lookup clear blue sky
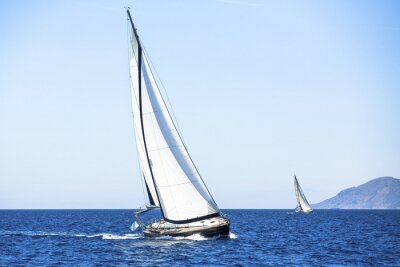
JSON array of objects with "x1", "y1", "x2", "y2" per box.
[{"x1": 1, "y1": 0, "x2": 399, "y2": 209}]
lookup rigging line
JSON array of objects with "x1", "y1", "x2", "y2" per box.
[
  {"x1": 129, "y1": 79, "x2": 151, "y2": 162},
  {"x1": 137, "y1": 42, "x2": 165, "y2": 218},
  {"x1": 127, "y1": 17, "x2": 139, "y2": 66},
  {"x1": 127, "y1": 16, "x2": 146, "y2": 205},
  {"x1": 136, "y1": 110, "x2": 170, "y2": 116},
  {"x1": 142, "y1": 53, "x2": 218, "y2": 196},
  {"x1": 141, "y1": 44, "x2": 187, "y2": 145},
  {"x1": 128, "y1": 12, "x2": 220, "y2": 214},
  {"x1": 140, "y1": 40, "x2": 219, "y2": 211},
  {"x1": 296, "y1": 178, "x2": 307, "y2": 202},
  {"x1": 128, "y1": 10, "x2": 165, "y2": 216},
  {"x1": 150, "y1": 111, "x2": 181, "y2": 220},
  {"x1": 147, "y1": 145, "x2": 186, "y2": 152},
  {"x1": 128, "y1": 48, "x2": 154, "y2": 163},
  {"x1": 157, "y1": 180, "x2": 196, "y2": 187},
  {"x1": 143, "y1": 61, "x2": 180, "y2": 220},
  {"x1": 128, "y1": 64, "x2": 149, "y2": 159}
]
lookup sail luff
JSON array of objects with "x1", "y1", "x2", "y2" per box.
[
  {"x1": 137, "y1": 43, "x2": 166, "y2": 217},
  {"x1": 132, "y1": 126, "x2": 159, "y2": 206},
  {"x1": 128, "y1": 9, "x2": 162, "y2": 211}
]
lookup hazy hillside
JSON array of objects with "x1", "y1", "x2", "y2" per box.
[{"x1": 313, "y1": 177, "x2": 400, "y2": 209}]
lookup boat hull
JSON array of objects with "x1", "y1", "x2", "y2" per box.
[{"x1": 143, "y1": 217, "x2": 230, "y2": 238}]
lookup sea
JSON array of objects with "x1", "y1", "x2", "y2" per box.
[{"x1": 1, "y1": 209, "x2": 399, "y2": 266}]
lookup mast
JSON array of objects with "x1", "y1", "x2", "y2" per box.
[
  {"x1": 127, "y1": 9, "x2": 140, "y2": 45},
  {"x1": 127, "y1": 8, "x2": 220, "y2": 224},
  {"x1": 127, "y1": 8, "x2": 164, "y2": 217}
]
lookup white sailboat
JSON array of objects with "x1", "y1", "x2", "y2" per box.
[
  {"x1": 126, "y1": 9, "x2": 230, "y2": 237},
  {"x1": 294, "y1": 175, "x2": 313, "y2": 213}
]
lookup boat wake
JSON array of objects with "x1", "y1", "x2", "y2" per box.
[
  {"x1": 157, "y1": 233, "x2": 208, "y2": 241},
  {"x1": 77, "y1": 233, "x2": 142, "y2": 240},
  {"x1": 153, "y1": 232, "x2": 237, "y2": 241},
  {"x1": 0, "y1": 231, "x2": 141, "y2": 240},
  {"x1": 0, "y1": 231, "x2": 69, "y2": 237},
  {"x1": 0, "y1": 230, "x2": 236, "y2": 241},
  {"x1": 229, "y1": 232, "x2": 238, "y2": 239}
]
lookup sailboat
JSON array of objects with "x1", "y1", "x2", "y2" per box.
[
  {"x1": 126, "y1": 9, "x2": 230, "y2": 237},
  {"x1": 294, "y1": 175, "x2": 313, "y2": 213}
]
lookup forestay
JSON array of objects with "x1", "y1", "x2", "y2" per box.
[{"x1": 128, "y1": 11, "x2": 220, "y2": 223}]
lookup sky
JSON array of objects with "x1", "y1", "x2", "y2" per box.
[{"x1": 1, "y1": 0, "x2": 399, "y2": 209}]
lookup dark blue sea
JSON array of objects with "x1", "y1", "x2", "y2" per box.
[{"x1": 1, "y1": 210, "x2": 399, "y2": 266}]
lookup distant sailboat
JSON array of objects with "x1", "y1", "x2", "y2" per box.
[
  {"x1": 294, "y1": 175, "x2": 313, "y2": 213},
  {"x1": 126, "y1": 9, "x2": 230, "y2": 237}
]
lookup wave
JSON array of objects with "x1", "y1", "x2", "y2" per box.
[
  {"x1": 0, "y1": 231, "x2": 236, "y2": 241},
  {"x1": 153, "y1": 232, "x2": 237, "y2": 241},
  {"x1": 83, "y1": 233, "x2": 142, "y2": 240},
  {"x1": 0, "y1": 231, "x2": 141, "y2": 240},
  {"x1": 0, "y1": 231, "x2": 69, "y2": 237},
  {"x1": 167, "y1": 233, "x2": 208, "y2": 241},
  {"x1": 229, "y1": 232, "x2": 238, "y2": 239}
]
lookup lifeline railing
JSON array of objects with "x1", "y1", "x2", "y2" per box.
[{"x1": 134, "y1": 205, "x2": 158, "y2": 229}]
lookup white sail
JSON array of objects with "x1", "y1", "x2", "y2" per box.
[
  {"x1": 128, "y1": 15, "x2": 219, "y2": 223},
  {"x1": 129, "y1": 28, "x2": 159, "y2": 207},
  {"x1": 294, "y1": 176, "x2": 313, "y2": 212}
]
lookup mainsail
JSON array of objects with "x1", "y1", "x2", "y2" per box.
[
  {"x1": 294, "y1": 175, "x2": 313, "y2": 212},
  {"x1": 127, "y1": 10, "x2": 220, "y2": 224}
]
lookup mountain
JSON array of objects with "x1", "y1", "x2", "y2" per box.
[{"x1": 313, "y1": 177, "x2": 400, "y2": 209}]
